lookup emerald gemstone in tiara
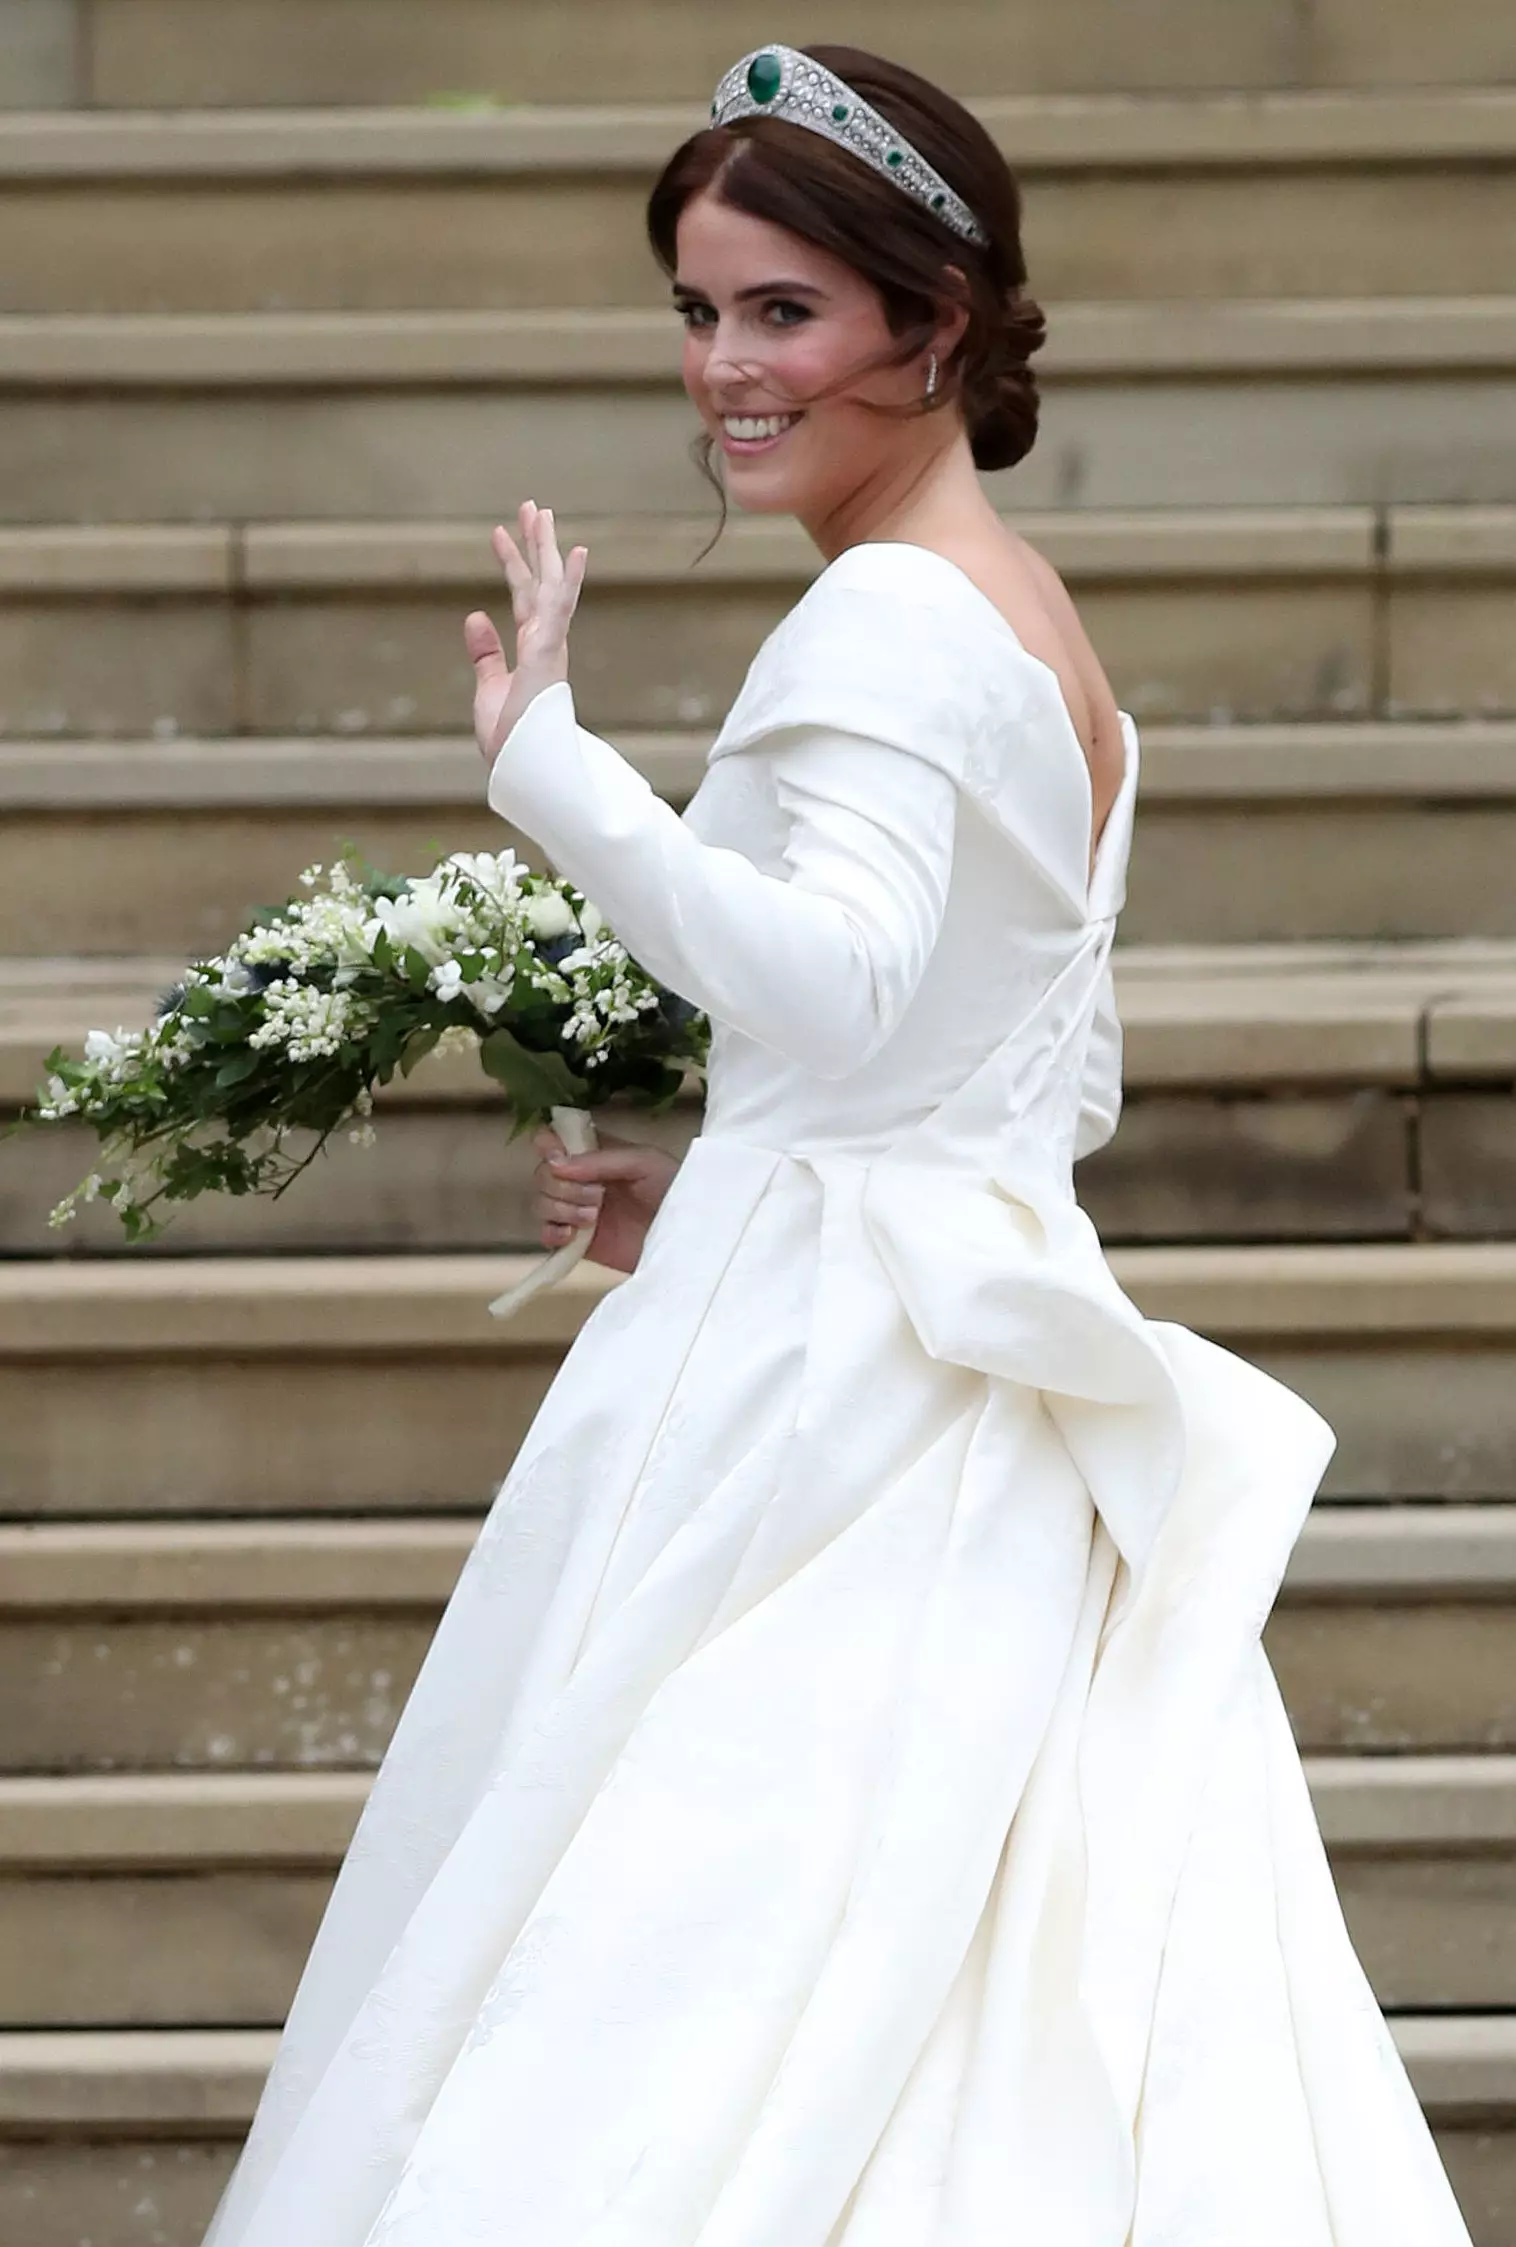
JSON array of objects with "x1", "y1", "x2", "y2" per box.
[
  {"x1": 886, "y1": 149, "x2": 903, "y2": 168},
  {"x1": 746, "y1": 50, "x2": 783, "y2": 104},
  {"x1": 831, "y1": 102, "x2": 848, "y2": 123}
]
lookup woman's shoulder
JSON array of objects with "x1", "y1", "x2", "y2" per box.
[{"x1": 709, "y1": 541, "x2": 1036, "y2": 771}]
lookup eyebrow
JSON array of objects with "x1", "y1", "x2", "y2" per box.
[{"x1": 671, "y1": 279, "x2": 828, "y2": 304}]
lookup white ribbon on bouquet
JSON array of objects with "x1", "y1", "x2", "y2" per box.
[{"x1": 487, "y1": 1104, "x2": 600, "y2": 1321}]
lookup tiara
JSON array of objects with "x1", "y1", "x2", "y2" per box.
[{"x1": 708, "y1": 45, "x2": 990, "y2": 248}]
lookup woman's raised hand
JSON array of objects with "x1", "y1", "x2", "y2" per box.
[
  {"x1": 529, "y1": 1125, "x2": 682, "y2": 1277},
  {"x1": 465, "y1": 500, "x2": 589, "y2": 766}
]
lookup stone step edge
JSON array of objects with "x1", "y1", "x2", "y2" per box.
[
  {"x1": 8, "y1": 942, "x2": 1515, "y2": 1097},
  {"x1": 6, "y1": 90, "x2": 1516, "y2": 178},
  {"x1": 5, "y1": 1242, "x2": 1516, "y2": 1355},
  {"x1": 6, "y1": 719, "x2": 1516, "y2": 810},
  {"x1": 0, "y1": 2018, "x2": 1510, "y2": 2132},
  {"x1": 3, "y1": 1756, "x2": 1513, "y2": 1866},
  {"x1": 46, "y1": 88, "x2": 1516, "y2": 172},
  {"x1": 0, "y1": 1506, "x2": 1510, "y2": 1613},
  {"x1": 8, "y1": 505, "x2": 1516, "y2": 595},
  {"x1": 6, "y1": 300, "x2": 1516, "y2": 385}
]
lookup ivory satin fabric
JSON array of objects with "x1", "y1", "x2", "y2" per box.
[{"x1": 203, "y1": 543, "x2": 1473, "y2": 2246}]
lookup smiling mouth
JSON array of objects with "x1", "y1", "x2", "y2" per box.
[{"x1": 719, "y1": 411, "x2": 803, "y2": 455}]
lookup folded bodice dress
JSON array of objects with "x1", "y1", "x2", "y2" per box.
[{"x1": 202, "y1": 542, "x2": 1473, "y2": 2247}]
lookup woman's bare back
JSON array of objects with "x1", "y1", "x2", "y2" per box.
[{"x1": 929, "y1": 528, "x2": 1127, "y2": 869}]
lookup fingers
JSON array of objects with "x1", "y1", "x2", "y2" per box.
[
  {"x1": 531, "y1": 1125, "x2": 602, "y2": 1236},
  {"x1": 491, "y1": 522, "x2": 534, "y2": 622},
  {"x1": 463, "y1": 609, "x2": 509, "y2": 684},
  {"x1": 535, "y1": 1171, "x2": 603, "y2": 1234},
  {"x1": 493, "y1": 505, "x2": 588, "y2": 615},
  {"x1": 549, "y1": 1147, "x2": 663, "y2": 1184},
  {"x1": 532, "y1": 503, "x2": 563, "y2": 591}
]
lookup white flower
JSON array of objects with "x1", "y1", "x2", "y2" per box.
[
  {"x1": 523, "y1": 890, "x2": 577, "y2": 941},
  {"x1": 39, "y1": 1073, "x2": 78, "y2": 1120},
  {"x1": 578, "y1": 900, "x2": 605, "y2": 940},
  {"x1": 463, "y1": 974, "x2": 513, "y2": 1019},
  {"x1": 247, "y1": 980, "x2": 367, "y2": 1062},
  {"x1": 447, "y1": 850, "x2": 523, "y2": 905},
  {"x1": 428, "y1": 959, "x2": 465, "y2": 1005},
  {"x1": 366, "y1": 876, "x2": 464, "y2": 967},
  {"x1": 83, "y1": 1028, "x2": 129, "y2": 1067}
]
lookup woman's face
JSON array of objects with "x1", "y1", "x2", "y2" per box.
[{"x1": 673, "y1": 188, "x2": 941, "y2": 523}]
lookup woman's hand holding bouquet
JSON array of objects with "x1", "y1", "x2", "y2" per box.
[{"x1": 529, "y1": 1126, "x2": 681, "y2": 1276}]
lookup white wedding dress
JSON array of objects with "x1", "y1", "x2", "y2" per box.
[{"x1": 204, "y1": 542, "x2": 1473, "y2": 2247}]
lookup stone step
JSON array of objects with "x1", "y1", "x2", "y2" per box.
[
  {"x1": 0, "y1": 1505, "x2": 1513, "y2": 1767},
  {"x1": 1, "y1": 2016, "x2": 1511, "y2": 2247},
  {"x1": 18, "y1": 0, "x2": 1516, "y2": 108},
  {"x1": 5, "y1": 92, "x2": 1516, "y2": 312},
  {"x1": 5, "y1": 301, "x2": 1516, "y2": 517},
  {"x1": 2, "y1": 720, "x2": 1512, "y2": 957},
  {"x1": 3, "y1": 1505, "x2": 1513, "y2": 1771},
  {"x1": 1, "y1": 1244, "x2": 1515, "y2": 1518},
  {"x1": 0, "y1": 1756, "x2": 1511, "y2": 2026},
  {"x1": 3, "y1": 504, "x2": 1515, "y2": 738},
  {"x1": 7, "y1": 940, "x2": 1513, "y2": 1253}
]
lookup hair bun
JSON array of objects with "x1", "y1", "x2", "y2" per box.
[{"x1": 966, "y1": 285, "x2": 1046, "y2": 474}]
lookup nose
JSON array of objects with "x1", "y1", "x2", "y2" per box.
[{"x1": 698, "y1": 320, "x2": 762, "y2": 400}]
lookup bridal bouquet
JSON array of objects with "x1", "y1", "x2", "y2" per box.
[{"x1": 29, "y1": 849, "x2": 709, "y2": 1318}]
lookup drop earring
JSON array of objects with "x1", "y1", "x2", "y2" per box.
[{"x1": 924, "y1": 350, "x2": 939, "y2": 404}]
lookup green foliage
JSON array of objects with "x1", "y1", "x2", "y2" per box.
[{"x1": 25, "y1": 848, "x2": 710, "y2": 1241}]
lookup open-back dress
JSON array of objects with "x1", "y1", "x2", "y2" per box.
[{"x1": 204, "y1": 540, "x2": 1473, "y2": 2247}]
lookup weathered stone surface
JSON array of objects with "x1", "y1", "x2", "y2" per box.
[
  {"x1": 0, "y1": 603, "x2": 232, "y2": 739},
  {"x1": 0, "y1": 1357, "x2": 555, "y2": 1516},
  {"x1": 0, "y1": 1617, "x2": 434, "y2": 1773},
  {"x1": 0, "y1": 181, "x2": 655, "y2": 317},
  {"x1": 0, "y1": 1873, "x2": 330, "y2": 2025},
  {"x1": 1025, "y1": 171, "x2": 1516, "y2": 303},
  {"x1": 0, "y1": 806, "x2": 512, "y2": 956},
  {"x1": 1391, "y1": 586, "x2": 1516, "y2": 717},
  {"x1": 84, "y1": 0, "x2": 1516, "y2": 107},
  {"x1": 1078, "y1": 1092, "x2": 1413, "y2": 1242},
  {"x1": 6, "y1": 791, "x2": 1509, "y2": 957},
  {"x1": 7, "y1": 375, "x2": 1516, "y2": 528},
  {"x1": 0, "y1": 0, "x2": 78, "y2": 108},
  {"x1": 0, "y1": 2140, "x2": 234, "y2": 2247},
  {"x1": 247, "y1": 579, "x2": 1378, "y2": 736},
  {"x1": 1437, "y1": 2128, "x2": 1516, "y2": 2247},
  {"x1": 1122, "y1": 803, "x2": 1516, "y2": 945},
  {"x1": 5, "y1": 169, "x2": 1516, "y2": 315},
  {"x1": 1268, "y1": 1603, "x2": 1516, "y2": 1749},
  {"x1": 1308, "y1": 0, "x2": 1516, "y2": 88},
  {"x1": 1423, "y1": 1096, "x2": 1516, "y2": 1238},
  {"x1": 1428, "y1": 987, "x2": 1516, "y2": 1081},
  {"x1": 1334, "y1": 1853, "x2": 1516, "y2": 2010},
  {"x1": 1256, "y1": 1345, "x2": 1516, "y2": 1498}
]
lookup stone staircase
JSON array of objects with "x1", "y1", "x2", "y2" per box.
[{"x1": 2, "y1": 4, "x2": 1515, "y2": 2241}]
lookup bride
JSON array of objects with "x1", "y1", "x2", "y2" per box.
[{"x1": 204, "y1": 43, "x2": 1473, "y2": 2247}]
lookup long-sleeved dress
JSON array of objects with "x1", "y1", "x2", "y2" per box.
[{"x1": 203, "y1": 539, "x2": 1474, "y2": 2247}]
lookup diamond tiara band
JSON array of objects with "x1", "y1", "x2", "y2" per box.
[{"x1": 708, "y1": 46, "x2": 990, "y2": 249}]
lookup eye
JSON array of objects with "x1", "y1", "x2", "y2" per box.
[
  {"x1": 676, "y1": 300, "x2": 716, "y2": 329},
  {"x1": 764, "y1": 298, "x2": 813, "y2": 327}
]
